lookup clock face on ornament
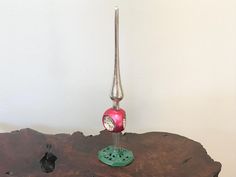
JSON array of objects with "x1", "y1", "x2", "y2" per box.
[{"x1": 103, "y1": 116, "x2": 115, "y2": 131}]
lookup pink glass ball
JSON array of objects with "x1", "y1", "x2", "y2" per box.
[{"x1": 102, "y1": 108, "x2": 126, "y2": 133}]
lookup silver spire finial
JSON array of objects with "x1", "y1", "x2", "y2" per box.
[{"x1": 110, "y1": 7, "x2": 123, "y2": 109}]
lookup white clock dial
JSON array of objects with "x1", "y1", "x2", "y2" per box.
[{"x1": 103, "y1": 116, "x2": 115, "y2": 131}]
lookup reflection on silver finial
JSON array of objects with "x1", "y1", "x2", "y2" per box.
[{"x1": 110, "y1": 7, "x2": 124, "y2": 109}]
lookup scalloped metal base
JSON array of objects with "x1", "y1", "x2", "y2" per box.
[{"x1": 98, "y1": 146, "x2": 134, "y2": 167}]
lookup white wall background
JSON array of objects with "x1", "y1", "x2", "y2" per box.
[{"x1": 0, "y1": 0, "x2": 235, "y2": 176}]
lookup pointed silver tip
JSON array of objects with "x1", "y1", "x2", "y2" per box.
[{"x1": 110, "y1": 7, "x2": 123, "y2": 109}]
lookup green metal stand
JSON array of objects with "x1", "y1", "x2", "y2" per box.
[{"x1": 98, "y1": 145, "x2": 134, "y2": 167}]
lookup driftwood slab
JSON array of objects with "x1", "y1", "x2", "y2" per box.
[{"x1": 0, "y1": 128, "x2": 221, "y2": 177}]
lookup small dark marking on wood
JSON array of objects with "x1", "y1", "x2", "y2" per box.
[
  {"x1": 5, "y1": 171, "x2": 14, "y2": 175},
  {"x1": 182, "y1": 157, "x2": 192, "y2": 164}
]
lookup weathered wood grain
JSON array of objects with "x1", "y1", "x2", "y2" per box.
[{"x1": 0, "y1": 129, "x2": 221, "y2": 177}]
